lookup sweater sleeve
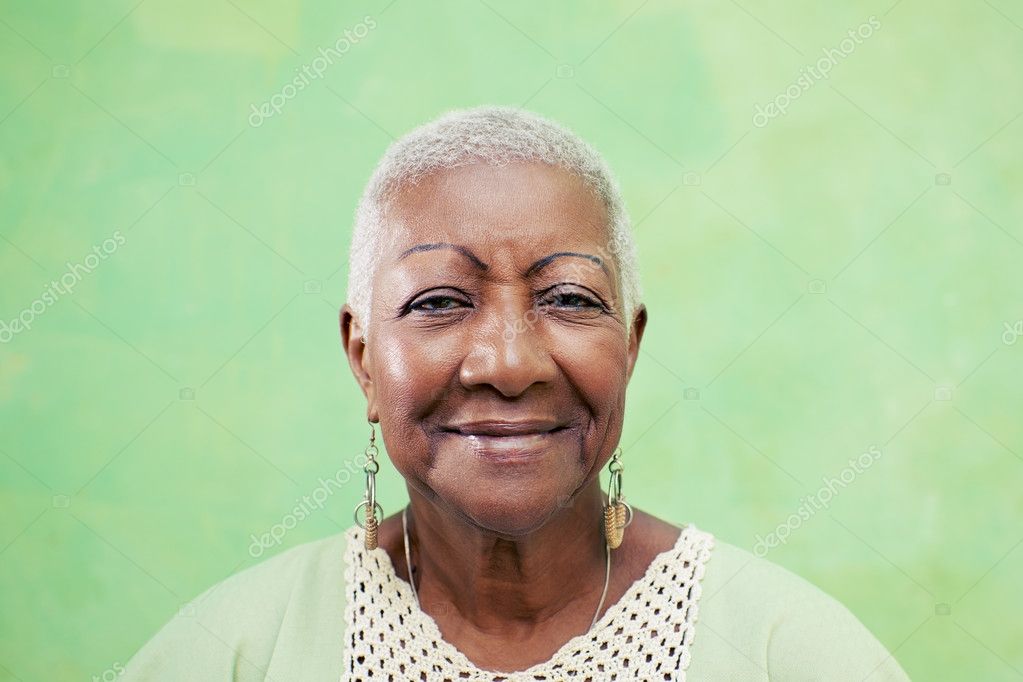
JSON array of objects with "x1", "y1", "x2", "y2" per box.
[
  {"x1": 121, "y1": 532, "x2": 347, "y2": 682},
  {"x1": 690, "y1": 538, "x2": 911, "y2": 680},
  {"x1": 763, "y1": 582, "x2": 911, "y2": 681},
  {"x1": 120, "y1": 575, "x2": 283, "y2": 681}
]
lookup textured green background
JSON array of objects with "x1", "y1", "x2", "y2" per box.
[{"x1": 1, "y1": 1, "x2": 1021, "y2": 679}]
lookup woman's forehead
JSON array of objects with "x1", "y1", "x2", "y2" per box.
[{"x1": 384, "y1": 161, "x2": 612, "y2": 251}]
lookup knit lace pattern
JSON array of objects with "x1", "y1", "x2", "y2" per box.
[{"x1": 341, "y1": 523, "x2": 715, "y2": 681}]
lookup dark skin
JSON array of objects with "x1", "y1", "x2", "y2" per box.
[{"x1": 340, "y1": 160, "x2": 681, "y2": 672}]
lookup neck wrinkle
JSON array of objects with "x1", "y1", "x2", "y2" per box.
[{"x1": 403, "y1": 483, "x2": 609, "y2": 635}]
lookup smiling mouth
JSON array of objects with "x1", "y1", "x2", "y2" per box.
[{"x1": 442, "y1": 425, "x2": 569, "y2": 462}]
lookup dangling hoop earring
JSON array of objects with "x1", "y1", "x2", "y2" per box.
[
  {"x1": 603, "y1": 446, "x2": 633, "y2": 549},
  {"x1": 353, "y1": 421, "x2": 383, "y2": 550}
]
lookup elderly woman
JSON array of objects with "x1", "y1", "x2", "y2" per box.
[{"x1": 124, "y1": 107, "x2": 909, "y2": 680}]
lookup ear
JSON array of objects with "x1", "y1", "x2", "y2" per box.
[
  {"x1": 624, "y1": 304, "x2": 647, "y2": 384},
  {"x1": 340, "y1": 304, "x2": 379, "y2": 423}
]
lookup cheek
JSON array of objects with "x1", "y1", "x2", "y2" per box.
[
  {"x1": 551, "y1": 326, "x2": 629, "y2": 475},
  {"x1": 372, "y1": 330, "x2": 462, "y2": 441},
  {"x1": 549, "y1": 325, "x2": 628, "y2": 413}
]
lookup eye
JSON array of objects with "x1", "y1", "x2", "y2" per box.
[
  {"x1": 410, "y1": 294, "x2": 470, "y2": 312},
  {"x1": 540, "y1": 288, "x2": 606, "y2": 310},
  {"x1": 551, "y1": 293, "x2": 598, "y2": 308}
]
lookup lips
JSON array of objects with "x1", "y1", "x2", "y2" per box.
[
  {"x1": 442, "y1": 420, "x2": 568, "y2": 462},
  {"x1": 447, "y1": 420, "x2": 564, "y2": 437}
]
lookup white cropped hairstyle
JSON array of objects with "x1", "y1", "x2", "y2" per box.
[{"x1": 345, "y1": 105, "x2": 643, "y2": 339}]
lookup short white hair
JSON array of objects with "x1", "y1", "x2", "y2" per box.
[{"x1": 345, "y1": 105, "x2": 642, "y2": 339}]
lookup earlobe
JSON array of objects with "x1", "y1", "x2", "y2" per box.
[
  {"x1": 340, "y1": 304, "x2": 374, "y2": 399},
  {"x1": 365, "y1": 385, "x2": 379, "y2": 424},
  {"x1": 625, "y1": 304, "x2": 648, "y2": 382},
  {"x1": 339, "y1": 309, "x2": 378, "y2": 424}
]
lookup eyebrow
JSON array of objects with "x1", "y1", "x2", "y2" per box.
[
  {"x1": 397, "y1": 242, "x2": 609, "y2": 278},
  {"x1": 398, "y1": 243, "x2": 488, "y2": 270},
  {"x1": 526, "y1": 251, "x2": 607, "y2": 278}
]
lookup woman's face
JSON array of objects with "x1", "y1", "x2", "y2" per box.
[{"x1": 343, "y1": 161, "x2": 646, "y2": 536}]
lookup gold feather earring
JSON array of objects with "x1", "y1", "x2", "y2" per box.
[
  {"x1": 354, "y1": 422, "x2": 383, "y2": 550},
  {"x1": 604, "y1": 446, "x2": 632, "y2": 548}
]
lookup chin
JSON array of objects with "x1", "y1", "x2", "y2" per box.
[{"x1": 447, "y1": 486, "x2": 571, "y2": 538}]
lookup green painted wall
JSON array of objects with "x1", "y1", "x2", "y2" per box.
[{"x1": 1, "y1": 1, "x2": 1021, "y2": 679}]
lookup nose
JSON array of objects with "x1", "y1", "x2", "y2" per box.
[{"x1": 458, "y1": 294, "x2": 557, "y2": 398}]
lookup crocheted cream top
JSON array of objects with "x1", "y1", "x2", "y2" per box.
[{"x1": 341, "y1": 523, "x2": 715, "y2": 681}]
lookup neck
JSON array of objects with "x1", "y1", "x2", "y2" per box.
[{"x1": 403, "y1": 483, "x2": 608, "y2": 636}]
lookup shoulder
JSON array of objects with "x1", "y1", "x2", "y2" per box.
[
  {"x1": 683, "y1": 528, "x2": 910, "y2": 681},
  {"x1": 122, "y1": 528, "x2": 353, "y2": 682}
]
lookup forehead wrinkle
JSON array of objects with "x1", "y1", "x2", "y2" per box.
[
  {"x1": 525, "y1": 252, "x2": 610, "y2": 280},
  {"x1": 397, "y1": 242, "x2": 488, "y2": 271},
  {"x1": 396, "y1": 242, "x2": 613, "y2": 288}
]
